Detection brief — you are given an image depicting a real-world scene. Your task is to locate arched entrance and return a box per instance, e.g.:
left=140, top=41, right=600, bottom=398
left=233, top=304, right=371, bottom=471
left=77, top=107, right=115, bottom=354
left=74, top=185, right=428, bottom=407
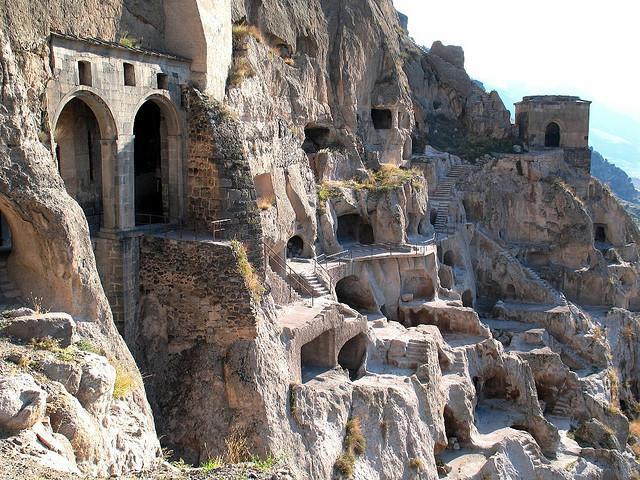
left=286, top=235, right=304, bottom=258
left=134, top=102, right=165, bottom=225
left=594, top=223, right=607, bottom=243
left=132, top=95, right=182, bottom=226
left=335, top=275, right=376, bottom=312
left=338, top=333, right=368, bottom=380
left=544, top=122, right=560, bottom=148
left=443, top=250, right=456, bottom=267
left=54, top=95, right=115, bottom=232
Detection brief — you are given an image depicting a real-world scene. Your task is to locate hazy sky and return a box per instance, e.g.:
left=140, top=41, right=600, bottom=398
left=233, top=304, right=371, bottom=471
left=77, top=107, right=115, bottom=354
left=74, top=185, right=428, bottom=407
left=393, top=0, right=639, bottom=121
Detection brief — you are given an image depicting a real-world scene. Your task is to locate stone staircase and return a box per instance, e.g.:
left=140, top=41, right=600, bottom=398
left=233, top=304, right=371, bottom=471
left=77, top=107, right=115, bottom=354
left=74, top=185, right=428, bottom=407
left=522, top=441, right=544, bottom=468
left=388, top=337, right=431, bottom=369
left=430, top=164, right=470, bottom=234
left=551, top=394, right=572, bottom=417
left=0, top=255, right=21, bottom=309
left=296, top=270, right=331, bottom=298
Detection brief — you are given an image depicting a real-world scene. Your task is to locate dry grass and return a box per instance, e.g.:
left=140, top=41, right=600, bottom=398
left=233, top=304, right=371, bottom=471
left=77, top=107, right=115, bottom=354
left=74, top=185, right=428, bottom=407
left=257, top=195, right=276, bottom=211
left=607, top=368, right=620, bottom=412
left=592, top=325, right=605, bottom=342
left=345, top=417, right=366, bottom=455
left=623, top=324, right=636, bottom=342
left=318, top=164, right=423, bottom=208
left=334, top=452, right=355, bottom=477
left=228, top=56, right=255, bottom=88
left=409, top=457, right=424, bottom=470
left=284, top=58, right=295, bottom=67
left=334, top=417, right=366, bottom=477
left=230, top=240, right=265, bottom=302
left=29, top=295, right=49, bottom=314
left=232, top=24, right=265, bottom=44
left=113, top=363, right=138, bottom=399
left=30, top=337, right=75, bottom=362
left=224, top=431, right=250, bottom=464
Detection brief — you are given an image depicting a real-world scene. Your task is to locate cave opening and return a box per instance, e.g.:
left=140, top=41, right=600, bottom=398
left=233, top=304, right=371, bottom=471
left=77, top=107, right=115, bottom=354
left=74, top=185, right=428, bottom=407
left=302, top=126, right=330, bottom=154
left=371, top=108, right=392, bottom=130
left=335, top=275, right=376, bottom=312
left=337, top=214, right=374, bottom=245
left=338, top=333, right=368, bottom=380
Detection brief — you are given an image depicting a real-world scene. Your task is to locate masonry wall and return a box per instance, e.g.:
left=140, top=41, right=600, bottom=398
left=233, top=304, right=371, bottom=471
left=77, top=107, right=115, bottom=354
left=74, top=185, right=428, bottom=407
left=184, top=88, right=263, bottom=260
left=138, top=236, right=258, bottom=346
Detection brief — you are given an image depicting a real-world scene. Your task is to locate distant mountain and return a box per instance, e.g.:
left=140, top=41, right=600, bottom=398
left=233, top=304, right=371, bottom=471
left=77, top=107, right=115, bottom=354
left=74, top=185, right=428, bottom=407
left=591, top=149, right=638, bottom=202
left=633, top=178, right=640, bottom=191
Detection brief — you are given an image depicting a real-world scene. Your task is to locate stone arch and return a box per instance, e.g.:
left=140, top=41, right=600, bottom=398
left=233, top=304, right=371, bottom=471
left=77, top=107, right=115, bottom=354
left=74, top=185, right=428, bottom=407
left=52, top=89, right=117, bottom=141
left=338, top=333, right=368, bottom=380
left=544, top=122, right=561, bottom=148
left=131, top=94, right=183, bottom=225
left=462, top=290, right=473, bottom=308
left=286, top=235, right=304, bottom=258
left=54, top=98, right=104, bottom=232
left=335, top=275, right=376, bottom=312
left=301, top=329, right=336, bottom=381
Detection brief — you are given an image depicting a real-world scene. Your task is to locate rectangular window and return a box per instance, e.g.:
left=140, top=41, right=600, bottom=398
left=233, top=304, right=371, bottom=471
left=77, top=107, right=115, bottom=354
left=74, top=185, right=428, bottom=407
left=78, top=61, right=92, bottom=86
left=123, top=63, right=136, bottom=86
left=371, top=108, right=392, bottom=130
left=156, top=73, right=168, bottom=90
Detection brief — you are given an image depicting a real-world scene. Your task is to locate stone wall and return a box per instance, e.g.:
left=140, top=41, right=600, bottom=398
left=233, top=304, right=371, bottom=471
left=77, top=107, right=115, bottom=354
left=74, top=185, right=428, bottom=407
left=138, top=235, right=259, bottom=346
left=184, top=89, right=263, bottom=255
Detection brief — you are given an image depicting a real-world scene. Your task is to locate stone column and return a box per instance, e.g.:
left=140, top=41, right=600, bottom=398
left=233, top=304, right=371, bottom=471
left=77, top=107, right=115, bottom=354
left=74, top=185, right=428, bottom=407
left=100, top=139, right=117, bottom=230
left=117, top=134, right=136, bottom=229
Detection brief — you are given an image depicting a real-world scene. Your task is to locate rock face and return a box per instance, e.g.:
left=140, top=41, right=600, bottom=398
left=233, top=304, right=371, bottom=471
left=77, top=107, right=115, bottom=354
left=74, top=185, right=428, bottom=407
left=2, top=0, right=640, bottom=479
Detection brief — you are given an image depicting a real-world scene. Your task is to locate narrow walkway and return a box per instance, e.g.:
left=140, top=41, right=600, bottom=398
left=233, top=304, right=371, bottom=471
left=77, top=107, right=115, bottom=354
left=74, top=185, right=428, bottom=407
left=430, top=164, right=471, bottom=234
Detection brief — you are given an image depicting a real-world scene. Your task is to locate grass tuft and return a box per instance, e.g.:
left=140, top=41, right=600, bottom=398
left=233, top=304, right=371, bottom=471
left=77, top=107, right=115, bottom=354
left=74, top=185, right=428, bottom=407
left=30, top=337, right=75, bottom=362
left=201, top=456, right=224, bottom=472
left=232, top=24, right=265, bottom=44
left=334, top=452, right=355, bottom=477
left=257, top=195, right=276, bottom=211
left=230, top=240, right=265, bottom=302
left=409, top=457, right=424, bottom=470
left=118, top=31, right=139, bottom=48
left=224, top=431, right=250, bottom=464
left=112, top=363, right=137, bottom=399
left=228, top=56, right=255, bottom=88
left=76, top=339, right=103, bottom=355
left=345, top=417, right=366, bottom=455
left=250, top=454, right=278, bottom=472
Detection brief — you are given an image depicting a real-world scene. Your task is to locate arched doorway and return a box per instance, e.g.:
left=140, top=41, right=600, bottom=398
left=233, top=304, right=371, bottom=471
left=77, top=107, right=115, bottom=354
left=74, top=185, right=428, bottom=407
left=54, top=97, right=106, bottom=232
left=544, top=122, right=560, bottom=148
left=338, top=333, right=368, bottom=380
left=594, top=223, right=607, bottom=243
left=286, top=235, right=304, bottom=258
left=134, top=102, right=165, bottom=225
left=402, top=271, right=435, bottom=301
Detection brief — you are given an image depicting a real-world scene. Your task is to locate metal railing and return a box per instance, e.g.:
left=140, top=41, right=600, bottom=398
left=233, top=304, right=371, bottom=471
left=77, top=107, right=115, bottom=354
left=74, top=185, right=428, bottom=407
left=135, top=213, right=169, bottom=226
left=264, top=243, right=317, bottom=306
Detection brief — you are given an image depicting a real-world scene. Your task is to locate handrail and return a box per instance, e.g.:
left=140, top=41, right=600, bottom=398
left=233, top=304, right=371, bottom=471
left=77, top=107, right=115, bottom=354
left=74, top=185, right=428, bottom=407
left=264, top=243, right=317, bottom=306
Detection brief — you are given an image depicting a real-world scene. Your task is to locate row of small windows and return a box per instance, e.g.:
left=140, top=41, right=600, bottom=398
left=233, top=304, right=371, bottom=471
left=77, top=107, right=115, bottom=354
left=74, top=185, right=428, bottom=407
left=77, top=60, right=169, bottom=90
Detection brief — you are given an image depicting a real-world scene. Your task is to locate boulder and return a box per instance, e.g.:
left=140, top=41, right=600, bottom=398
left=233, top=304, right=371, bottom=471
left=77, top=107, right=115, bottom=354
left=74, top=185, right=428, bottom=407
left=40, top=356, right=83, bottom=396
left=76, top=353, right=116, bottom=418
left=2, top=313, right=76, bottom=347
left=0, top=374, right=46, bottom=431
left=574, top=418, right=621, bottom=450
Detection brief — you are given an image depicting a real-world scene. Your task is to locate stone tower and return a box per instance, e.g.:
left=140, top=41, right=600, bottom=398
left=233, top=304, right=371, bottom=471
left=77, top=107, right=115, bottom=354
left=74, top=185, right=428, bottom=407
left=515, top=95, right=592, bottom=172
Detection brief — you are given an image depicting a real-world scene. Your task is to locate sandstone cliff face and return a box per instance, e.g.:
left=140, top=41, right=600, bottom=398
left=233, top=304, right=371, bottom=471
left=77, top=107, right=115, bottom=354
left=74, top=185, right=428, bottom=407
left=0, top=2, right=161, bottom=475
left=3, top=0, right=640, bottom=478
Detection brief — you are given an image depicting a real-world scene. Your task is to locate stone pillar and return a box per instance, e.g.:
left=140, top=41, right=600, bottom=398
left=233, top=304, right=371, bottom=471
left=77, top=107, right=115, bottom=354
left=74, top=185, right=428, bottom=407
left=100, top=139, right=117, bottom=230
left=117, top=134, right=136, bottom=229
